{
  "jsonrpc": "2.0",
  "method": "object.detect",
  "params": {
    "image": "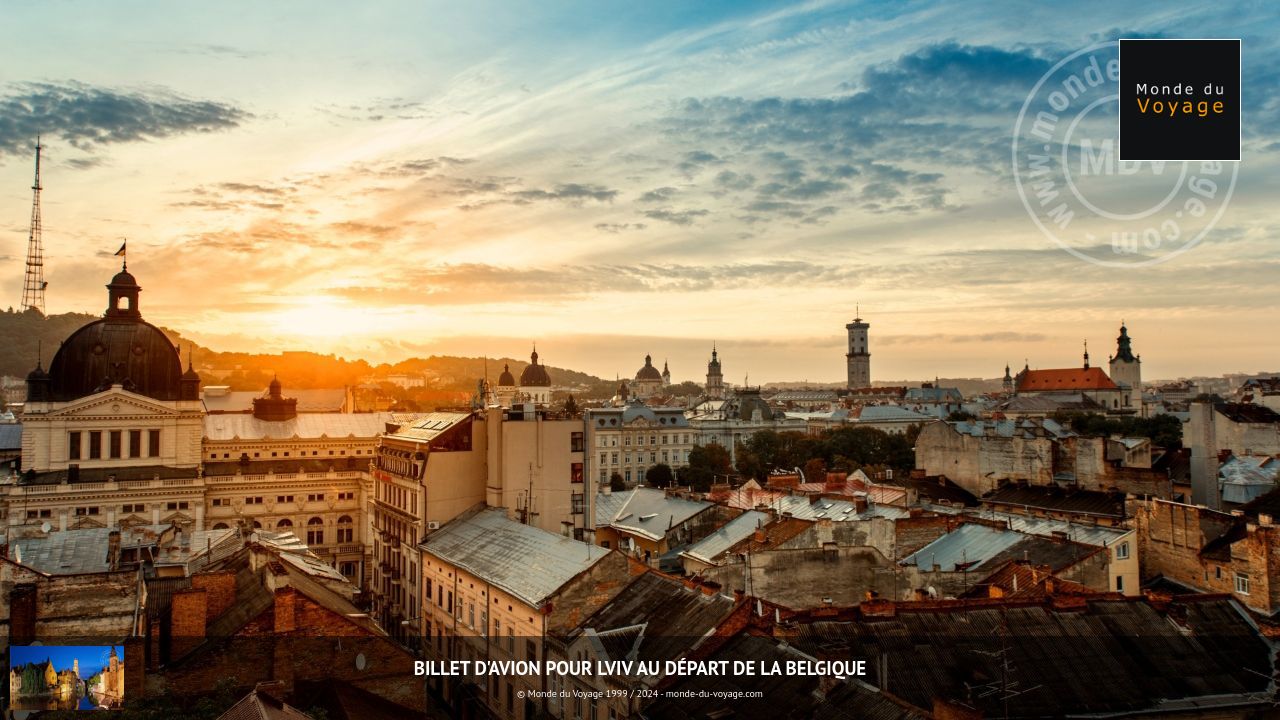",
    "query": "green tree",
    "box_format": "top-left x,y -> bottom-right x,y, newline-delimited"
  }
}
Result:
644,463 -> 675,488
684,443 -> 733,492
609,472 -> 626,492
